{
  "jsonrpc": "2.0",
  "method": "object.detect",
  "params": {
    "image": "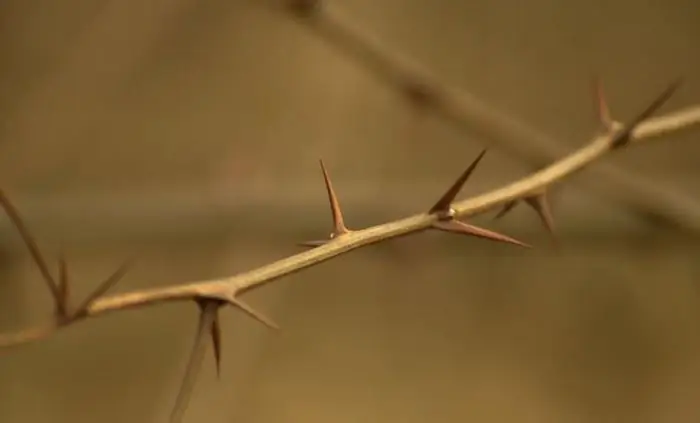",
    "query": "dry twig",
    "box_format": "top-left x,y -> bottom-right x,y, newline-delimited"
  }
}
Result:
0,81 -> 699,422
